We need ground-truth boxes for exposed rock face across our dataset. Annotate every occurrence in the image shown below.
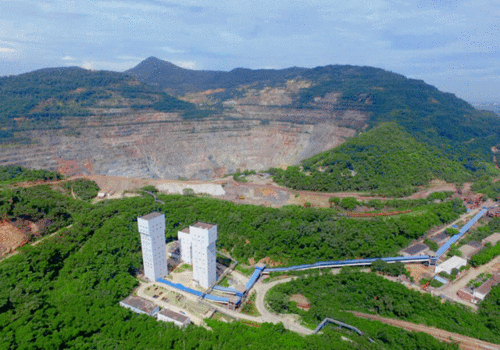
[0,65,367,179]
[1,105,361,179]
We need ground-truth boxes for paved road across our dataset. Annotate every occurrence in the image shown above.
[144,275,315,334]
[253,277,315,335]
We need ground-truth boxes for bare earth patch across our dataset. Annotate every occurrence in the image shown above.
[289,294,311,311]
[0,220,28,258]
[405,263,434,283]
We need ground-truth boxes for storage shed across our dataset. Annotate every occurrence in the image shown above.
[157,308,191,327]
[435,256,467,275]
[120,296,159,316]
[473,273,500,301]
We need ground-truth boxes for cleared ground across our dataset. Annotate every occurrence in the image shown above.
[352,312,499,350]
[0,220,28,258]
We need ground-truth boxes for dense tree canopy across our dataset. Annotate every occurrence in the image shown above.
[0,184,465,349]
[0,165,62,186]
[270,123,474,196]
[267,270,500,344]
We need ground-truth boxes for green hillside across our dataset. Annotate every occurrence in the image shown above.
[297,65,500,171]
[0,67,194,137]
[0,184,467,349]
[268,271,500,344]
[270,122,474,196]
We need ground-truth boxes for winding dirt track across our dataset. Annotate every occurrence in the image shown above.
[351,312,500,350]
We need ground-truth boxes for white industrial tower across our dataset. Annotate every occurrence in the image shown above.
[178,222,217,288]
[138,212,168,281]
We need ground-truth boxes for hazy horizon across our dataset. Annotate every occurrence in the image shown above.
[1,0,499,102]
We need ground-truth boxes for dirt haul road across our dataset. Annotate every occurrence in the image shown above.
[10,174,464,210]
[352,312,500,350]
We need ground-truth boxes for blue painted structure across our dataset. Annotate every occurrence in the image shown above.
[156,208,490,303]
[264,208,490,274]
[264,255,431,273]
[433,275,449,285]
[435,208,487,258]
[212,285,243,296]
[245,265,266,290]
[157,278,203,297]
[157,278,242,305]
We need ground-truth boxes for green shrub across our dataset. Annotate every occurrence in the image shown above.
[340,197,359,211]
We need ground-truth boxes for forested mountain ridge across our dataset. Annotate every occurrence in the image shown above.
[269,122,474,196]
[0,66,193,134]
[128,57,500,172]
[125,56,307,94]
[0,57,499,181]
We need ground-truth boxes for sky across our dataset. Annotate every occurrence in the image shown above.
[0,0,499,102]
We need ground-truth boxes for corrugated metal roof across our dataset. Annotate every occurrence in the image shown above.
[403,243,428,255]
[436,256,467,272]
[159,308,190,323]
[476,273,500,296]
[120,296,158,314]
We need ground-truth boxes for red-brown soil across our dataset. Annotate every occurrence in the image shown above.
[0,220,28,258]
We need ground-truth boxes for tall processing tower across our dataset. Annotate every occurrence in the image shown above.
[178,222,217,288]
[191,222,217,288]
[137,212,168,281]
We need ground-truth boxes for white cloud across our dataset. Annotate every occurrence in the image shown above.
[161,46,185,54]
[174,61,196,69]
[62,55,75,61]
[116,55,144,61]
[0,47,16,57]
[81,61,94,70]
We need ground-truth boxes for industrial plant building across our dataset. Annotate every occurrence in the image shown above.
[157,308,191,327]
[178,222,218,289]
[435,256,467,275]
[138,212,168,281]
[120,296,159,316]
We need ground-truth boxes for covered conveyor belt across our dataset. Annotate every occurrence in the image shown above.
[157,278,242,305]
[212,285,243,296]
[435,208,488,258]
[245,265,266,290]
[264,255,431,273]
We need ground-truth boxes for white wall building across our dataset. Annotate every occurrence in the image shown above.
[178,227,192,264]
[435,256,467,275]
[138,212,168,281]
[178,222,217,289]
[120,296,159,316]
[157,308,191,327]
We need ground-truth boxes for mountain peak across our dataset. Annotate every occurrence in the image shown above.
[125,57,190,81]
[136,57,182,69]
